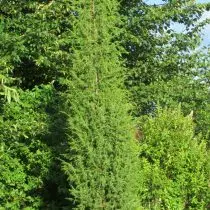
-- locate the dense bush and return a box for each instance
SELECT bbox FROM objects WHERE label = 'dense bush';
[133,76,210,141]
[0,85,65,208]
[139,107,210,209]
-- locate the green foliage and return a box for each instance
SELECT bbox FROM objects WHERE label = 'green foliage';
[0,147,31,209]
[133,76,210,140]
[0,85,55,208]
[0,0,209,209]
[121,0,210,144]
[62,0,140,209]
[139,107,210,209]
[121,0,205,86]
[1,85,52,142]
[0,0,74,89]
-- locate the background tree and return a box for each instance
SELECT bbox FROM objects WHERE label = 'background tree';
[0,1,73,207]
[0,0,73,90]
[120,0,210,143]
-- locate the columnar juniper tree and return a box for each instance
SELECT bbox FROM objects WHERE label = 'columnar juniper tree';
[62,0,139,209]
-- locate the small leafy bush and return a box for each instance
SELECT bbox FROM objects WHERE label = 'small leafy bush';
[0,85,54,208]
[139,107,210,209]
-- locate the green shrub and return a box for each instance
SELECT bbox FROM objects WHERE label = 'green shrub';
[0,85,54,208]
[139,107,210,209]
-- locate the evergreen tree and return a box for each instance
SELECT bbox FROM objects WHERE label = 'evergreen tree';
[62,0,139,209]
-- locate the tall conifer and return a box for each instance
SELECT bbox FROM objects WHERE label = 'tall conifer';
[62,0,139,209]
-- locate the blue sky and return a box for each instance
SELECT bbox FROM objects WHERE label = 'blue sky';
[144,0,210,45]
